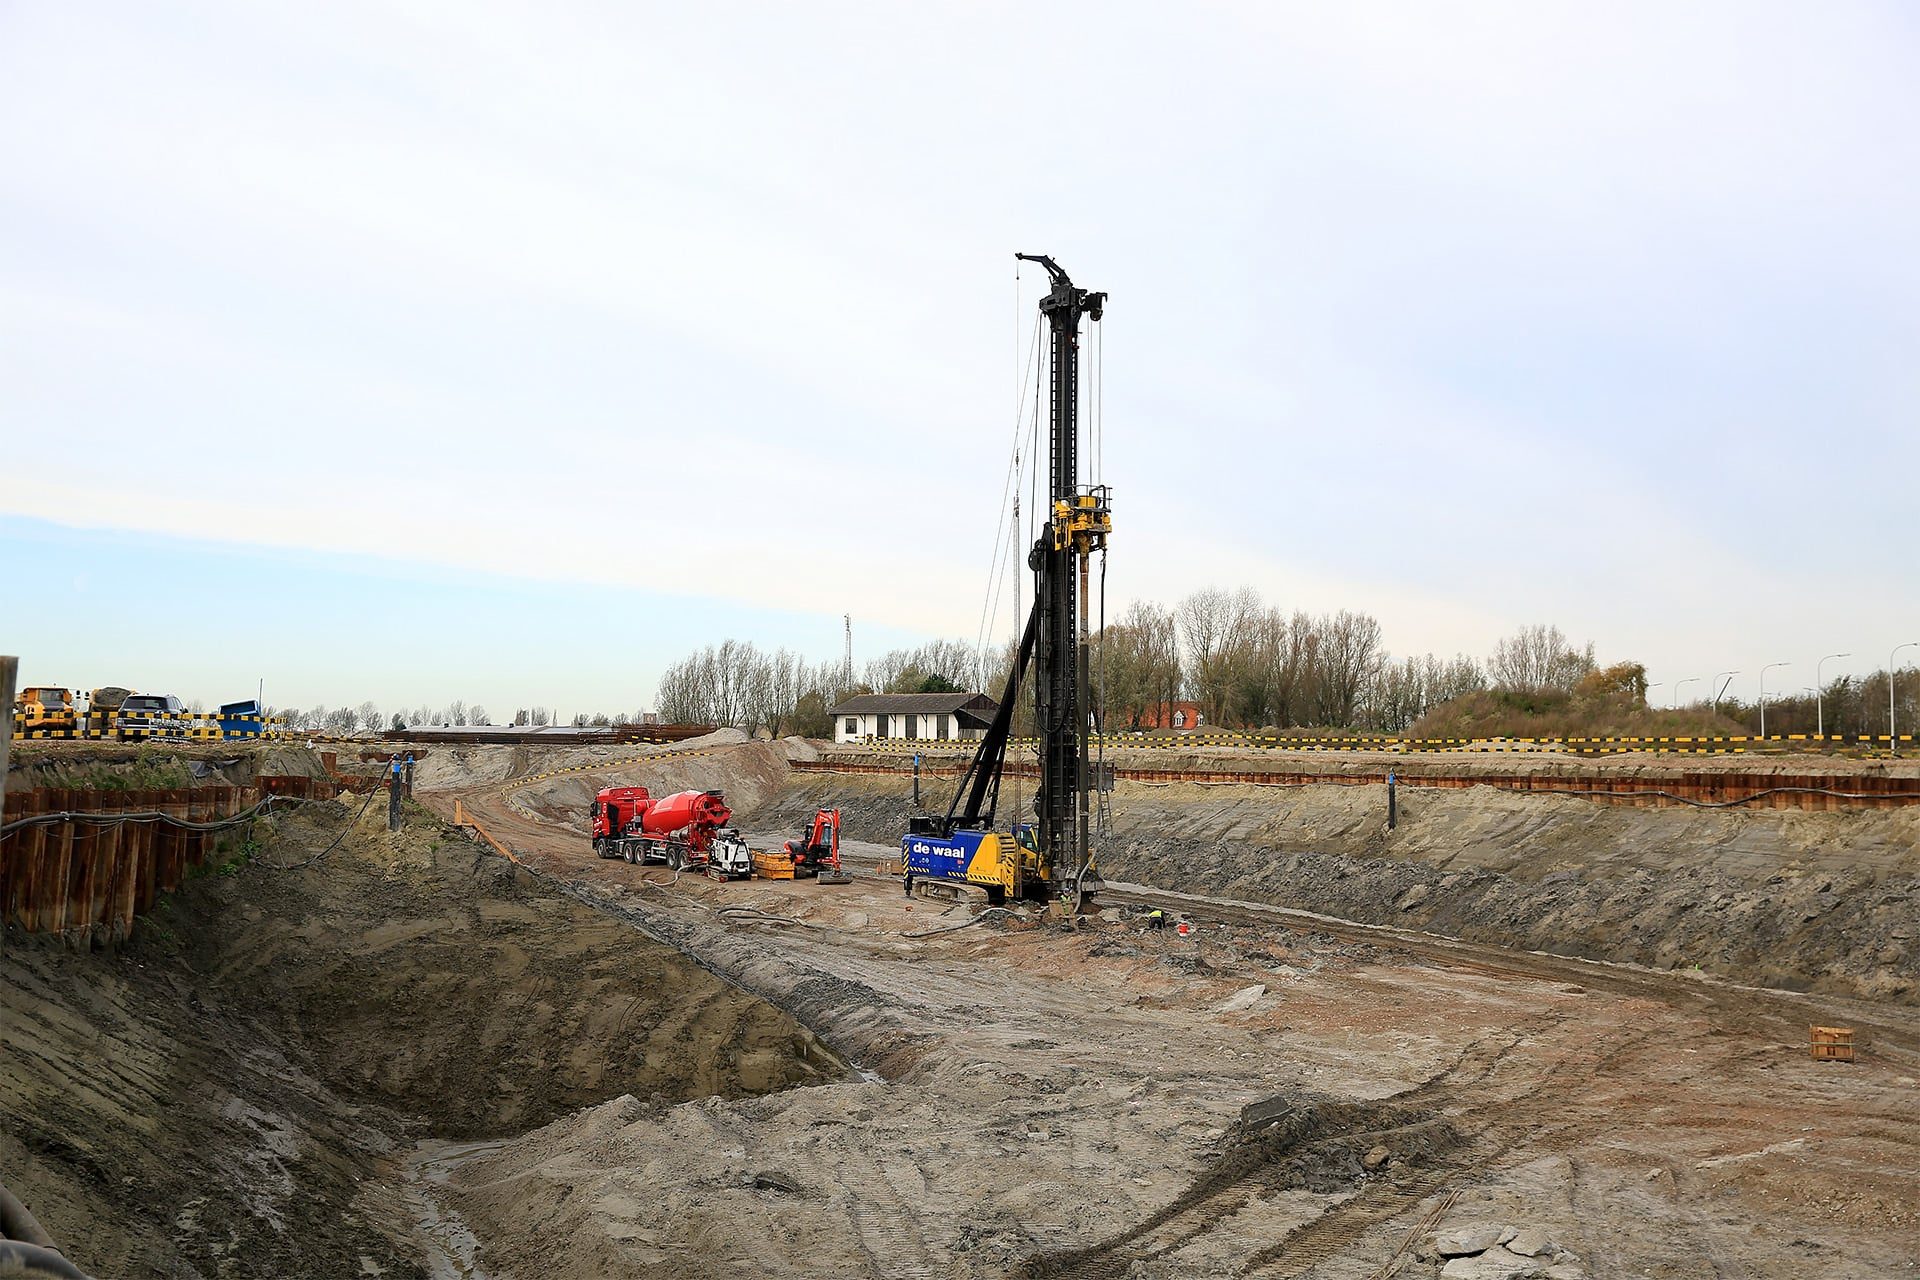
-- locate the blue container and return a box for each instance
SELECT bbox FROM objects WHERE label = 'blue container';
[218,699,264,738]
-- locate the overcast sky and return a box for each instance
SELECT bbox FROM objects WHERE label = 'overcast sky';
[4,2,1917,714]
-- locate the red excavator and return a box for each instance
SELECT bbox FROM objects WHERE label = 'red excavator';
[591,786,752,877]
[782,808,850,882]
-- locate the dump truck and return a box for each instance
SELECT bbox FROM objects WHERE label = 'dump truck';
[13,687,78,736]
[84,687,134,736]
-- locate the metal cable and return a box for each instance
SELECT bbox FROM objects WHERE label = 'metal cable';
[978,318,1043,665]
[0,795,306,837]
[262,786,382,869]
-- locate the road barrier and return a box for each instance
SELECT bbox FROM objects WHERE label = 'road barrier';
[844,730,1917,756]
[9,711,288,742]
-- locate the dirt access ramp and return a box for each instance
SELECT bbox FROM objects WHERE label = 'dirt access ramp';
[0,792,840,1278]
[756,767,1920,1003]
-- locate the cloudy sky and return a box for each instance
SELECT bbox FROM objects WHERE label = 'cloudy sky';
[4,2,1916,715]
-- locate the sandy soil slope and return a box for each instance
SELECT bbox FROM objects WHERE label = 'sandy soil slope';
[0,793,837,1278]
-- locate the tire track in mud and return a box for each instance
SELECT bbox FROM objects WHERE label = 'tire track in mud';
[839,1153,944,1280]
[1016,1007,1662,1280]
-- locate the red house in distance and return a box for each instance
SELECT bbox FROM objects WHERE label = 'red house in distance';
[1136,701,1203,731]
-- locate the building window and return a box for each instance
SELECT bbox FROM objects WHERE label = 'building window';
[1173,710,1187,728]
[844,718,857,736]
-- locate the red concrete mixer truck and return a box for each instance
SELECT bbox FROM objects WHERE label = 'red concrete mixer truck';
[590,785,752,878]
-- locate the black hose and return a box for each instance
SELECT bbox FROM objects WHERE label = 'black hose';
[0,795,314,838]
[265,787,382,870]
[0,1184,54,1249]
[0,1241,93,1280]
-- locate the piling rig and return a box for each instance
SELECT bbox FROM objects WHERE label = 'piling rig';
[902,253,1111,908]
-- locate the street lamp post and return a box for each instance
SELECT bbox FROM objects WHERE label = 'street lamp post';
[1711,670,1740,717]
[1759,662,1790,739]
[1673,677,1700,711]
[1816,653,1850,742]
[1647,682,1664,709]
[1893,643,1920,758]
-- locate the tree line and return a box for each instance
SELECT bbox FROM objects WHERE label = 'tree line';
[646,595,1621,737]
[654,637,989,738]
[273,605,1919,741]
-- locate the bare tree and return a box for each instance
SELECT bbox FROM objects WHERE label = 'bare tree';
[1489,624,1595,694]
[1315,610,1383,725]
[1178,587,1258,725]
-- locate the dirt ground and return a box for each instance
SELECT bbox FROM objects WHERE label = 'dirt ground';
[8,738,1920,1277]
[414,744,1920,1278]
[762,767,1920,1003]
[0,791,838,1278]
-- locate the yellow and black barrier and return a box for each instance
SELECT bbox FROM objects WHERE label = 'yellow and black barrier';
[10,710,289,742]
[842,730,1915,756]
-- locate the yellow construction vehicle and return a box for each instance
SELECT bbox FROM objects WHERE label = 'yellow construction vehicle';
[14,686,78,737]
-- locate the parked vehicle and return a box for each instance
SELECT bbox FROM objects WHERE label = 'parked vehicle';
[113,694,190,740]
[85,687,134,735]
[14,686,78,735]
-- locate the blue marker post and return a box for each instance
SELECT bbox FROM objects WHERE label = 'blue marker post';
[388,754,404,831]
[1387,770,1397,831]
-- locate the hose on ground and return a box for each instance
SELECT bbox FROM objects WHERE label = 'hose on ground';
[904,906,1014,938]
[0,1178,91,1280]
[0,1241,93,1280]
[0,1183,55,1249]
[0,795,313,838]
[262,787,383,870]
[715,904,825,929]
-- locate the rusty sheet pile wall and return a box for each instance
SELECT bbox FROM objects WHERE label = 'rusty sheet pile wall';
[0,777,338,939]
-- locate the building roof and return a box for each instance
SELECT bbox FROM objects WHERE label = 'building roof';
[830,692,998,715]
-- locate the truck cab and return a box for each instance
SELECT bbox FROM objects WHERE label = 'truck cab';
[590,786,652,855]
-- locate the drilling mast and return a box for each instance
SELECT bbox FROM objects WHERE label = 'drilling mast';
[1022,253,1109,904]
[902,254,1110,906]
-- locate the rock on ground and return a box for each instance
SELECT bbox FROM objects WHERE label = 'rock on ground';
[1440,1245,1547,1279]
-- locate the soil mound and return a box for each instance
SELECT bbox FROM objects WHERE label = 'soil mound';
[509,741,796,833]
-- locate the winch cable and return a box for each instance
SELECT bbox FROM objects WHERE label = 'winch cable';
[1095,546,1112,845]
[976,315,1042,661]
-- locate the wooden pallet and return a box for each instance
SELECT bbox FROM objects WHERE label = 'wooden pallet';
[1811,1025,1856,1062]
